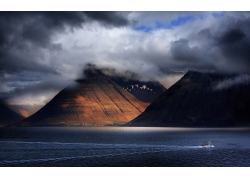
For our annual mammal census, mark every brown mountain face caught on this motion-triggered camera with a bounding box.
[0,101,24,126]
[16,69,149,126]
[127,71,250,127]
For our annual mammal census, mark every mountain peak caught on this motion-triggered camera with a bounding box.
[127,71,250,127]
[17,70,149,126]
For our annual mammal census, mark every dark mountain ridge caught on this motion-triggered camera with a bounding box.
[109,76,166,103]
[0,100,24,126]
[127,71,250,127]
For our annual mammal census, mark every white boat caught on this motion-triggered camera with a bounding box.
[202,141,214,147]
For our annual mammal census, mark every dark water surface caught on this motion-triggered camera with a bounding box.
[0,127,250,167]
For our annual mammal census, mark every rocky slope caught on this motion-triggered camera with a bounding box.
[16,68,149,126]
[109,76,166,103]
[0,101,24,126]
[127,71,250,127]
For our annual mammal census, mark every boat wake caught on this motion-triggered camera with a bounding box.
[201,145,214,148]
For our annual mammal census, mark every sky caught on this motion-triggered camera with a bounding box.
[1,11,250,114]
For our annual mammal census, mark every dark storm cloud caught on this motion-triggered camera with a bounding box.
[219,29,246,44]
[0,11,130,51]
[3,11,250,107]
[0,12,85,48]
[168,38,216,71]
[0,49,57,74]
[170,39,201,63]
[17,12,130,47]
[0,11,132,100]
[21,22,57,48]
[83,12,130,27]
[0,11,130,50]
[0,12,86,78]
[212,22,250,72]
[217,28,250,64]
[168,13,250,73]
[0,30,4,46]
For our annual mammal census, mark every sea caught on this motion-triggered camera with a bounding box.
[0,127,250,167]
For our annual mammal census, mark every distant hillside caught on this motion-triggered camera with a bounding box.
[127,71,250,127]
[16,68,149,126]
[109,76,166,103]
[0,101,24,126]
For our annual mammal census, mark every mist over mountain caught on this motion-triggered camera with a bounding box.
[95,66,168,103]
[16,68,149,126]
[127,71,250,127]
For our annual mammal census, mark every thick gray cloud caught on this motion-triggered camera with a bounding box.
[0,12,131,72]
[6,73,72,105]
[169,38,216,71]
[1,11,250,110]
[170,39,202,63]
[0,12,84,48]
[217,28,250,71]
[219,28,246,44]
[164,12,250,73]
[0,11,133,104]
[83,12,130,27]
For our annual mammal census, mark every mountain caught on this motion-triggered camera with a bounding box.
[0,101,24,126]
[109,76,166,103]
[8,104,44,118]
[16,68,149,126]
[127,71,250,127]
